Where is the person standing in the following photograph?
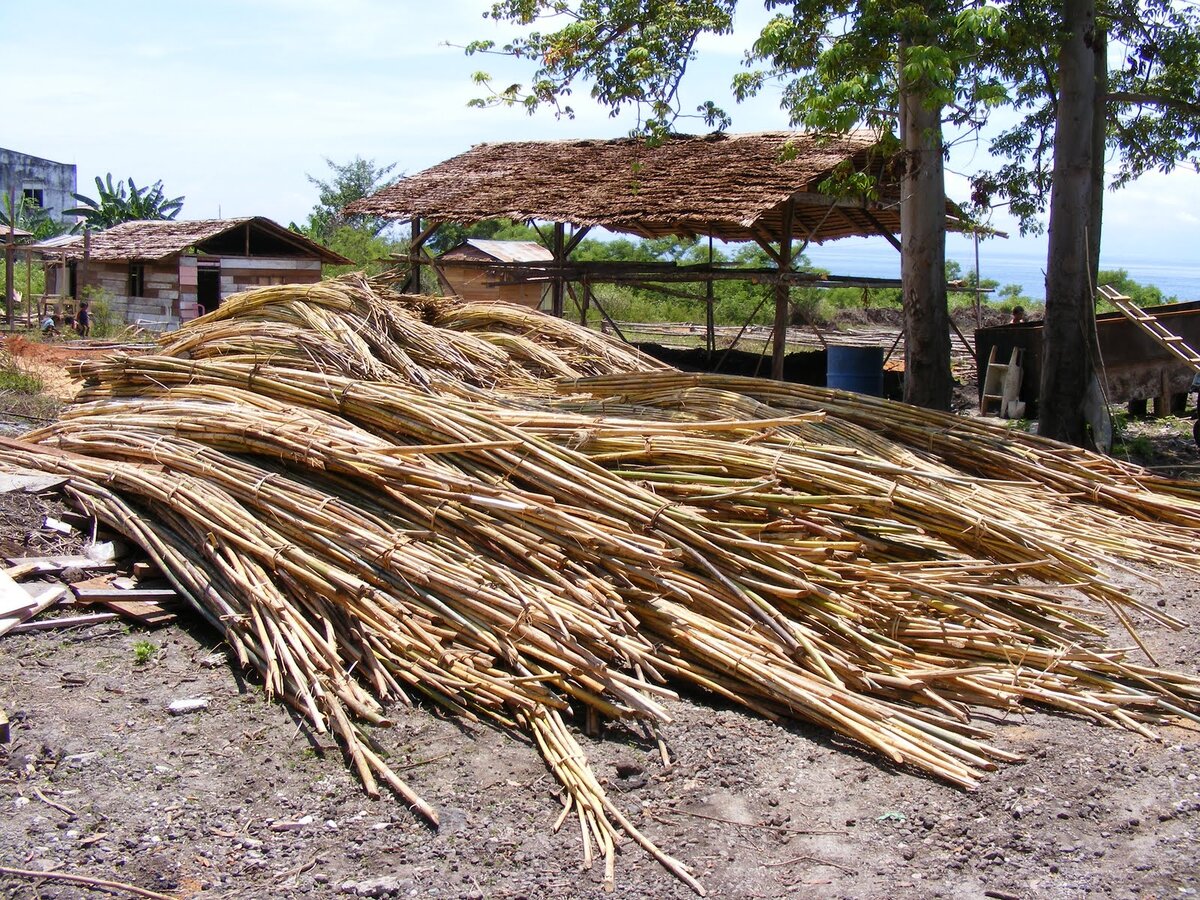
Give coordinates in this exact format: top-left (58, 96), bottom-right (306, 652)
top-left (76, 301), bottom-right (91, 337)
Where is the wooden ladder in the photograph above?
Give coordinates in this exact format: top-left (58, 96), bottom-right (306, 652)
top-left (1100, 285), bottom-right (1200, 374)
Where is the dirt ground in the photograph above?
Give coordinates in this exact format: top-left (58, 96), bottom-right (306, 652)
top-left (1, 337), bottom-right (1200, 899)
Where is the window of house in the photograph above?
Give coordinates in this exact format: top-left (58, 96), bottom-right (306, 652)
top-left (129, 264), bottom-right (146, 298)
top-left (22, 188), bottom-right (44, 208)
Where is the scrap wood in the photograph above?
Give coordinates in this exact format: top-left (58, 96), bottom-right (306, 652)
top-left (4, 275), bottom-right (1200, 895)
top-left (97, 597), bottom-right (177, 627)
top-left (0, 579), bottom-right (68, 638)
top-left (73, 587), bottom-right (180, 603)
top-left (3, 555), bottom-right (117, 574)
top-left (0, 472), bottom-right (68, 494)
top-left (2, 562), bottom-right (41, 580)
top-left (8, 611), bottom-right (120, 634)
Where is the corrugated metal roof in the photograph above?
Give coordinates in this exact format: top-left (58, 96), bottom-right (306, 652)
top-left (30, 233), bottom-right (78, 249)
top-left (462, 239), bottom-right (554, 263)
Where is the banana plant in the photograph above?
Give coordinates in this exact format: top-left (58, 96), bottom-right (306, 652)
top-left (67, 173), bottom-right (185, 233)
top-left (0, 193), bottom-right (64, 240)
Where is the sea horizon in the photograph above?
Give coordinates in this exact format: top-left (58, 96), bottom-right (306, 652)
top-left (802, 239), bottom-right (1200, 304)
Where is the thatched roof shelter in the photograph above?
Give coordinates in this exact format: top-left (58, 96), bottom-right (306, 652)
top-left (33, 217), bottom-right (348, 264)
top-left (348, 131), bottom-right (942, 245)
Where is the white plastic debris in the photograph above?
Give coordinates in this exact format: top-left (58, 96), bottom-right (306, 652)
top-left (167, 698), bottom-right (209, 716)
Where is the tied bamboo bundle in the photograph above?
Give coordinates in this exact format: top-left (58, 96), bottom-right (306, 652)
top-left (6, 274), bottom-right (1200, 895)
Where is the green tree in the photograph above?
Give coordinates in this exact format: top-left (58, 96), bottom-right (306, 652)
top-left (425, 218), bottom-right (543, 254)
top-left (301, 156), bottom-right (400, 241)
top-left (970, 0), bottom-right (1200, 445)
top-left (66, 174), bottom-right (184, 232)
top-left (319, 225), bottom-right (407, 278)
top-left (470, 0), bottom-right (1007, 410)
top-left (1095, 267), bottom-right (1175, 308)
top-left (0, 194), bottom-right (67, 240)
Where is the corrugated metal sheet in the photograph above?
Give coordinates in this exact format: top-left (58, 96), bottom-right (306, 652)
top-left (460, 239), bottom-right (554, 263)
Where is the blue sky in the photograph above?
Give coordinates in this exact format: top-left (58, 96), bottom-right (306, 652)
top-left (4, 0), bottom-right (1197, 283)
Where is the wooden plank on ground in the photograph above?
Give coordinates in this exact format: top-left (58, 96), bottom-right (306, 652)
top-left (8, 612), bottom-right (120, 634)
top-left (0, 573), bottom-right (37, 620)
top-left (99, 598), bottom-right (178, 627)
top-left (0, 580), bottom-right (70, 637)
top-left (0, 473), bottom-right (69, 494)
top-left (72, 587), bottom-right (180, 603)
top-left (3, 556), bottom-right (118, 574)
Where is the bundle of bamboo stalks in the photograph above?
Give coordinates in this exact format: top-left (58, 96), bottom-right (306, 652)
top-left (5, 274), bottom-right (1200, 895)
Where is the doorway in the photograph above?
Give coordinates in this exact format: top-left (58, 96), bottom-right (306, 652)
top-left (197, 261), bottom-right (221, 315)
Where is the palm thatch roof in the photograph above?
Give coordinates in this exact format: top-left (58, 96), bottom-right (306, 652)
top-left (31, 217), bottom-right (349, 264)
top-left (348, 131), bottom-right (951, 245)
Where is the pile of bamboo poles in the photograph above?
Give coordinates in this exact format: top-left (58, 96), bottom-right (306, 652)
top-left (6, 274), bottom-right (1200, 895)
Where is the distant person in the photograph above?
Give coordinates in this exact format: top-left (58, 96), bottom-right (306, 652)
top-left (1010, 306), bottom-right (1026, 325)
top-left (75, 301), bottom-right (90, 337)
top-left (40, 313), bottom-right (61, 337)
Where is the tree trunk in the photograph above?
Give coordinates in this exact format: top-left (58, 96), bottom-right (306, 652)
top-left (1039, 0), bottom-right (1098, 444)
top-left (899, 44), bottom-right (952, 411)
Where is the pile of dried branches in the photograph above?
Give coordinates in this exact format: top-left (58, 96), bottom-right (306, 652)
top-left (5, 275), bottom-right (1200, 894)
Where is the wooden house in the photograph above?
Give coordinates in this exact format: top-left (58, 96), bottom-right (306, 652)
top-left (436, 239), bottom-right (553, 308)
top-left (34, 217), bottom-right (349, 329)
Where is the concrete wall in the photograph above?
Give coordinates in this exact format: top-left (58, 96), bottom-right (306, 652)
top-left (0, 148), bottom-right (77, 224)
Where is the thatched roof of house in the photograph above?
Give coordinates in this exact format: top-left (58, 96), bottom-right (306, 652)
top-left (32, 217), bottom-right (349, 264)
top-left (348, 131), bottom-right (948, 245)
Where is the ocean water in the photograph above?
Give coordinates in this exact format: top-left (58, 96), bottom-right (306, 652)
top-left (801, 239), bottom-right (1200, 303)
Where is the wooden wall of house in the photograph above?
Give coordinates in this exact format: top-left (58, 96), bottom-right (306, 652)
top-left (77, 260), bottom-right (183, 326)
top-left (65, 256), bottom-right (325, 327)
top-left (218, 257), bottom-right (322, 295)
top-left (439, 262), bottom-right (548, 309)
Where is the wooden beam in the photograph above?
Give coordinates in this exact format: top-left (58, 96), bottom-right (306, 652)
top-left (771, 198), bottom-right (796, 381)
top-left (551, 222), bottom-right (565, 318)
top-left (705, 235), bottom-right (715, 355)
top-left (564, 225), bottom-right (592, 256)
top-left (752, 236), bottom-right (784, 267)
top-left (584, 286), bottom-right (628, 343)
top-left (404, 217), bottom-right (423, 293)
top-left (860, 208), bottom-right (904, 254)
top-left (717, 294), bottom-right (773, 374)
top-left (411, 220), bottom-right (441, 250)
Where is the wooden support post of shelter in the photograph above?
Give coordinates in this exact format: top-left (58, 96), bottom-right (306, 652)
top-left (705, 234), bottom-right (716, 355)
top-left (4, 188), bottom-right (14, 329)
top-left (771, 199), bottom-right (796, 381)
top-left (551, 222), bottom-right (566, 318)
top-left (408, 217), bottom-right (422, 293)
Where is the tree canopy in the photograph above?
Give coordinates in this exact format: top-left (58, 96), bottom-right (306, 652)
top-left (66, 174), bottom-right (184, 233)
top-left (471, 0), bottom-right (1200, 445)
top-left (300, 156), bottom-right (400, 241)
top-left (0, 194), bottom-right (66, 240)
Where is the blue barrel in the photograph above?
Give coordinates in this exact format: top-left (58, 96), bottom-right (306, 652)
top-left (826, 346), bottom-right (884, 396)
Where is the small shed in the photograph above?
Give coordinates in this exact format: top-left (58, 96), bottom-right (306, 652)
top-left (975, 299), bottom-right (1200, 415)
top-left (33, 217), bottom-right (348, 329)
top-left (436, 239), bottom-right (553, 308)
